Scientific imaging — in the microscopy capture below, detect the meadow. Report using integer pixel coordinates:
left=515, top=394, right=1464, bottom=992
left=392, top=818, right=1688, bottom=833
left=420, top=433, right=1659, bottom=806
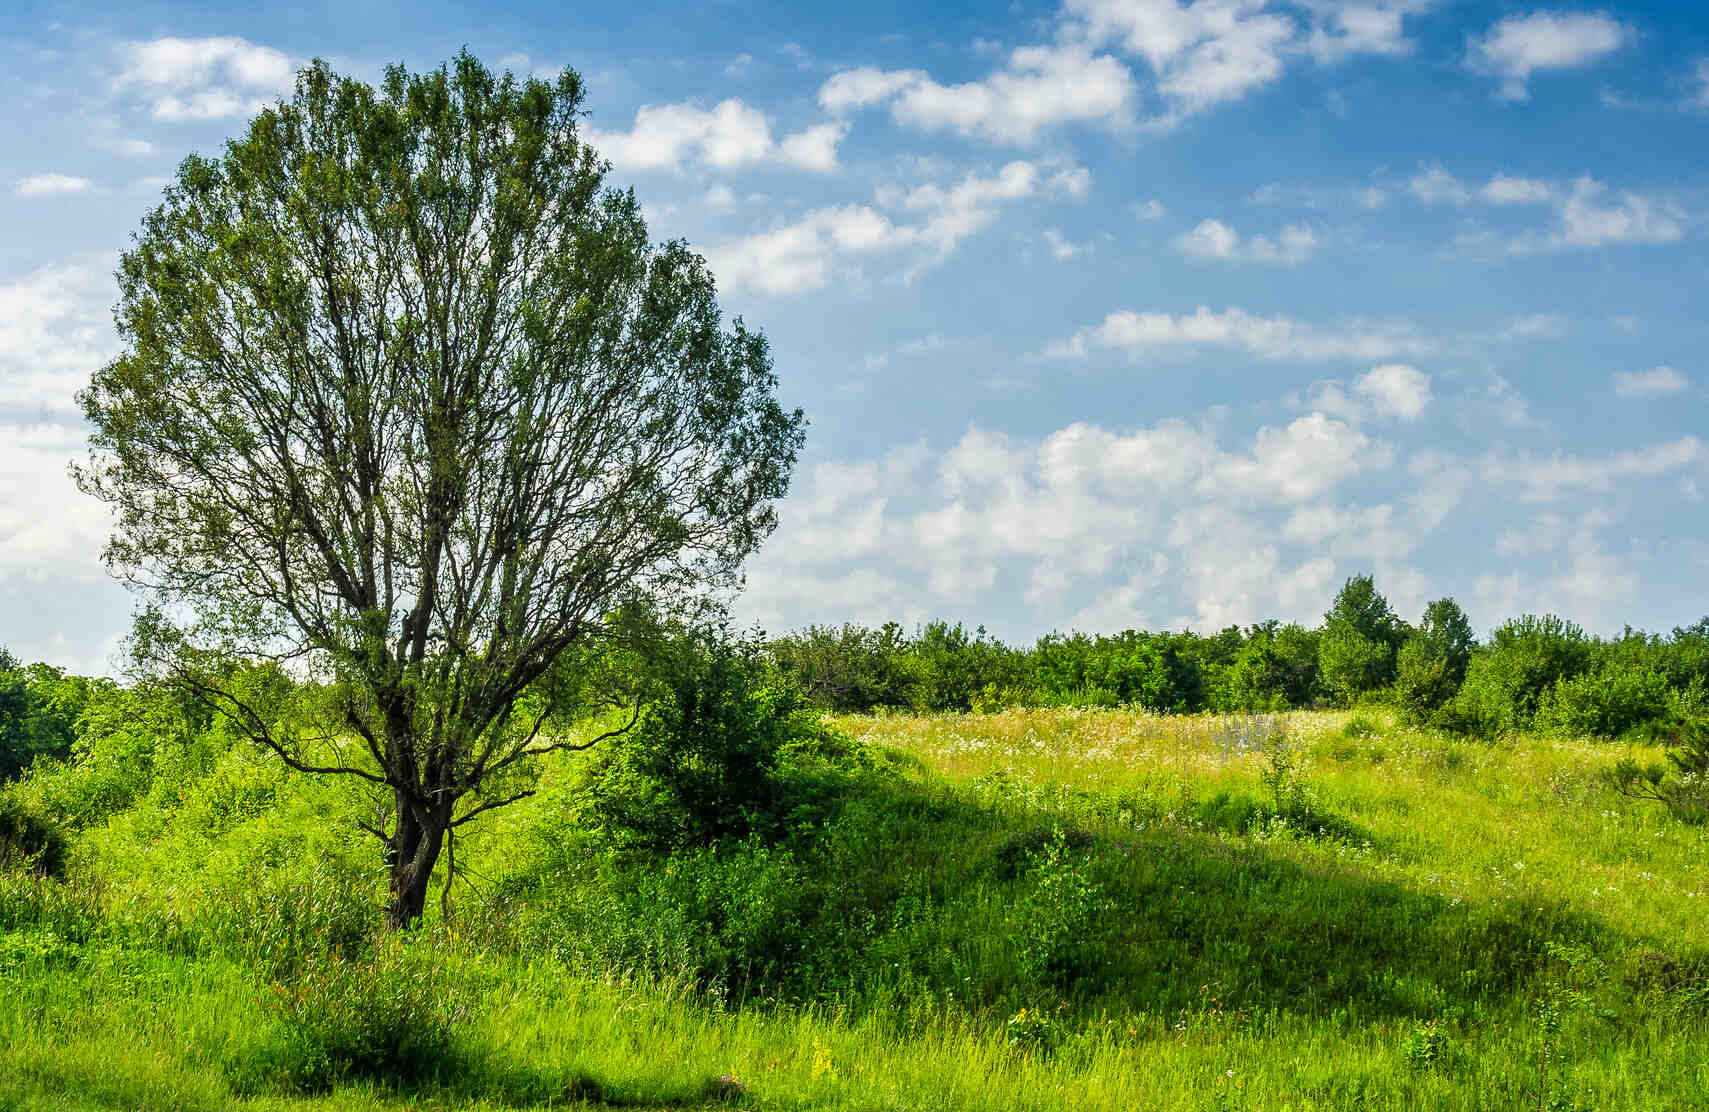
left=4, top=698, right=1708, bottom=1111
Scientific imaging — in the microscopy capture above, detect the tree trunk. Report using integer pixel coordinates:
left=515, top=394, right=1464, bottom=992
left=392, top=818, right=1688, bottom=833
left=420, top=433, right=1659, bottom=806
left=385, top=794, right=447, bottom=929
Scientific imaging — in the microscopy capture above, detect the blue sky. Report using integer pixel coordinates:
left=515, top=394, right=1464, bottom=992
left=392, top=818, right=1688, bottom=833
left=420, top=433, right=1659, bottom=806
left=3, top=1, right=1708, bottom=670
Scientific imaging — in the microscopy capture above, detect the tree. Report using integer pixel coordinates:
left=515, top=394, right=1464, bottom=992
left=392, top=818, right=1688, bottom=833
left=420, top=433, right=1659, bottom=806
left=1317, top=575, right=1406, bottom=705
left=76, top=53, right=806, bottom=927
left=1393, top=597, right=1475, bottom=724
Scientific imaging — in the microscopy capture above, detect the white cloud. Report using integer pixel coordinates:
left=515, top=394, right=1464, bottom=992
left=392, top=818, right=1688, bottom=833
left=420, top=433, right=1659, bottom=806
left=1358, top=363, right=1432, bottom=419
left=709, top=159, right=1086, bottom=294
left=1043, top=228, right=1091, bottom=260
left=1690, top=58, right=1709, bottom=110
left=1481, top=173, right=1555, bottom=204
left=1550, top=176, right=1684, bottom=248
left=1065, top=0, right=1435, bottom=127
left=1212, top=413, right=1392, bottom=500
left=776, top=121, right=849, bottom=172
left=1133, top=198, right=1168, bottom=221
left=1174, top=217, right=1319, bottom=264
left=706, top=205, right=909, bottom=296
left=1047, top=305, right=1430, bottom=362
left=1468, top=11, right=1630, bottom=101
left=90, top=134, right=157, bottom=158
left=1420, top=170, right=1685, bottom=255
left=1299, top=0, right=1438, bottom=63
left=1408, top=165, right=1471, bottom=206
left=1302, top=365, right=1430, bottom=423
left=1476, top=511, right=1637, bottom=631
left=725, top=52, right=755, bottom=78
left=0, top=262, right=120, bottom=413
left=1482, top=437, right=1704, bottom=501
left=1613, top=365, right=1689, bottom=399
left=1501, top=313, right=1566, bottom=340
left=819, top=44, right=1136, bottom=144
left=14, top=174, right=94, bottom=197
left=587, top=99, right=847, bottom=173
left=743, top=405, right=1405, bottom=635
left=821, top=1, right=1438, bottom=142
left=117, top=36, right=294, bottom=121
left=1252, top=179, right=1389, bottom=210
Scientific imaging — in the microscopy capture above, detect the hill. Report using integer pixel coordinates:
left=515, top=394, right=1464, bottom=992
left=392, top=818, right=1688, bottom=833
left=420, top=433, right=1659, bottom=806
left=3, top=704, right=1708, bottom=1110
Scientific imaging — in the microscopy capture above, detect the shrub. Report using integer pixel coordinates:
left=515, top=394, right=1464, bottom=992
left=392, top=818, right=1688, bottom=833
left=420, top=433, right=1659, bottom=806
left=768, top=622, right=915, bottom=712
left=1454, top=615, right=1592, bottom=733
left=0, top=794, right=66, bottom=879
left=585, top=627, right=824, bottom=850
left=1607, top=721, right=1709, bottom=825
left=252, top=941, right=470, bottom=1092
left=1009, top=827, right=1112, bottom=991
left=1535, top=665, right=1671, bottom=739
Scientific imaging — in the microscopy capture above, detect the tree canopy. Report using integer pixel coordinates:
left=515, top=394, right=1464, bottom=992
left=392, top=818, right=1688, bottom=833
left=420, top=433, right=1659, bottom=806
left=76, top=52, right=805, bottom=926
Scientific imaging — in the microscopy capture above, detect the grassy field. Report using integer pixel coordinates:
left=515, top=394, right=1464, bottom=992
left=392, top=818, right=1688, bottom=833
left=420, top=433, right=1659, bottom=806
left=4, top=707, right=1708, bottom=1110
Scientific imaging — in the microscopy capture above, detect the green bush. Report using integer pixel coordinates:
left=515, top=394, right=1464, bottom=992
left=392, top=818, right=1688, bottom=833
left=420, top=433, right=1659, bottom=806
left=1535, top=665, right=1671, bottom=739
left=585, top=627, right=825, bottom=850
left=1607, top=721, right=1709, bottom=825
left=769, top=622, right=916, bottom=712
left=251, top=942, right=470, bottom=1092
left=1454, top=615, right=1593, bottom=734
left=0, top=794, right=66, bottom=879
left=1009, top=828, right=1112, bottom=990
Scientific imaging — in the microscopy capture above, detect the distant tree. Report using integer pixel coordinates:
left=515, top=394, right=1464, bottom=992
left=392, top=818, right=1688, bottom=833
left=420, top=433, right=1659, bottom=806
left=1318, top=575, right=1406, bottom=705
left=0, top=652, right=86, bottom=781
left=1394, top=598, right=1475, bottom=724
left=76, top=53, right=805, bottom=927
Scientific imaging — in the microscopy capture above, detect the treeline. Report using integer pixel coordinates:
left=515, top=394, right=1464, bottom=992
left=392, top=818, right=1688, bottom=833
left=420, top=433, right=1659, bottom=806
left=6, top=574, right=1709, bottom=786
left=768, top=576, right=1709, bottom=739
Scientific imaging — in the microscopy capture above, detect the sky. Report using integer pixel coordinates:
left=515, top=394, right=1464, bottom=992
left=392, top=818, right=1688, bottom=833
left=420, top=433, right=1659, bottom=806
left=2, top=0, right=1708, bottom=671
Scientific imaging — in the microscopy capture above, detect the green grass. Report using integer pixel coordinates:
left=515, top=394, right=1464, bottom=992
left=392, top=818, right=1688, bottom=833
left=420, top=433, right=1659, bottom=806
left=4, top=707, right=1709, bottom=1110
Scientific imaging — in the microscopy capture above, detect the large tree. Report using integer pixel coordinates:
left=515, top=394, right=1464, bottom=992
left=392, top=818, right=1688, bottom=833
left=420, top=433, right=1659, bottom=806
left=76, top=53, right=805, bottom=927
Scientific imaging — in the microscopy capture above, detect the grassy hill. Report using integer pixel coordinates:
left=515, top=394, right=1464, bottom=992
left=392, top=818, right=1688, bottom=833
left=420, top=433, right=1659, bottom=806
left=3, top=706, right=1708, bottom=1110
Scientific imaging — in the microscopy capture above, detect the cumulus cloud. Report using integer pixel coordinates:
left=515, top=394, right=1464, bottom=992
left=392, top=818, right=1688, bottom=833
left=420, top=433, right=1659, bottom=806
left=821, top=0, right=1437, bottom=142
left=740, top=405, right=1409, bottom=637
left=1481, top=173, right=1555, bottom=204
left=818, top=44, right=1136, bottom=144
left=1046, top=305, right=1430, bottom=362
left=0, top=262, right=120, bottom=414
left=587, top=99, right=848, bottom=173
left=1412, top=169, right=1684, bottom=254
left=1482, top=437, right=1704, bottom=501
left=116, top=36, right=294, bottom=121
left=14, top=174, right=94, bottom=197
left=1408, top=165, right=1472, bottom=206
left=1613, top=366, right=1689, bottom=399
left=1467, top=11, right=1630, bottom=101
left=0, top=264, right=127, bottom=665
left=1043, top=228, right=1091, bottom=259
left=1307, top=364, right=1433, bottom=422
left=1547, top=177, right=1684, bottom=249
left=1174, top=218, right=1319, bottom=264
left=706, top=160, right=1086, bottom=294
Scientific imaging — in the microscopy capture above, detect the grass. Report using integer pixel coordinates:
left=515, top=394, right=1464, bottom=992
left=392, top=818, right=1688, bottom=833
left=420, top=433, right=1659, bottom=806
left=4, top=707, right=1709, bottom=1110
